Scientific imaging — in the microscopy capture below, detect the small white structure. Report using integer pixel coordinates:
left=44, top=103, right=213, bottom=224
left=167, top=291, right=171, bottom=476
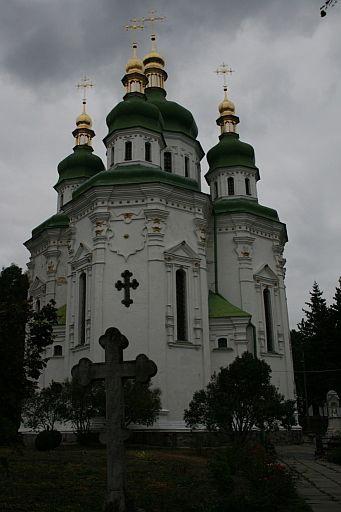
left=326, top=390, right=341, bottom=436
left=24, top=38, right=296, bottom=431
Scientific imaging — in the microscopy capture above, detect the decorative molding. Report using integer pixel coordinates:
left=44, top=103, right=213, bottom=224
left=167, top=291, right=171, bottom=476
left=107, top=210, right=147, bottom=261
left=254, top=264, right=278, bottom=285
left=71, top=242, right=92, bottom=271
left=29, top=276, right=46, bottom=298
left=164, top=241, right=200, bottom=265
left=234, top=235, right=255, bottom=260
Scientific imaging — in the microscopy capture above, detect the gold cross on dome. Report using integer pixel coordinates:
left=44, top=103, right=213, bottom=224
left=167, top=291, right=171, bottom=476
left=215, top=63, right=234, bottom=88
left=76, top=75, right=94, bottom=103
left=142, top=9, right=166, bottom=33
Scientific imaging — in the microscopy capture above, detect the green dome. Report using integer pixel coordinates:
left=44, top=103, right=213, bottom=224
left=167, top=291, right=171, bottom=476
left=56, top=145, right=105, bottom=187
left=32, top=213, right=69, bottom=238
left=145, top=88, right=198, bottom=139
left=207, top=132, right=258, bottom=174
left=106, top=92, right=164, bottom=136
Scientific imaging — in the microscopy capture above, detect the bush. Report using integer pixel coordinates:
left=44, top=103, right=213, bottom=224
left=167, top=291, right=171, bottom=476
left=327, top=446, right=341, bottom=464
left=35, top=430, right=62, bottom=451
left=208, top=443, right=306, bottom=512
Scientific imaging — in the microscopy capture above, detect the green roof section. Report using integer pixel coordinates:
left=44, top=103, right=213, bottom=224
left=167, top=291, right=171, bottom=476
left=145, top=87, right=198, bottom=140
left=214, top=198, right=279, bottom=221
left=208, top=291, right=250, bottom=318
left=32, top=213, right=69, bottom=238
left=206, top=132, right=259, bottom=179
left=106, top=92, right=164, bottom=137
left=57, top=304, right=67, bottom=325
left=213, top=198, right=288, bottom=242
left=55, top=145, right=105, bottom=188
left=73, top=164, right=200, bottom=198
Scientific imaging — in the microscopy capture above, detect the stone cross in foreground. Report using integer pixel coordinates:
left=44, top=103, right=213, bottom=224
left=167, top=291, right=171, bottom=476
left=71, top=327, right=157, bottom=512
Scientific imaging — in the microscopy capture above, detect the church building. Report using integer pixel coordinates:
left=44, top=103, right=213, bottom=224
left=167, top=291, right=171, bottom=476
left=24, top=33, right=295, bottom=430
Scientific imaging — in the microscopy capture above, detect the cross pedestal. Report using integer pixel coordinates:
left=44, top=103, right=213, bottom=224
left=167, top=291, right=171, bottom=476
left=71, top=327, right=157, bottom=512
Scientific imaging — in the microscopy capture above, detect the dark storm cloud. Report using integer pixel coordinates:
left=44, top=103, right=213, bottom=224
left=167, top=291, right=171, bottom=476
left=0, top=0, right=340, bottom=328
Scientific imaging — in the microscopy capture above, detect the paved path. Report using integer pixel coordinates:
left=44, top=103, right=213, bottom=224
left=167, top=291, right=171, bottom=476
left=277, top=444, right=341, bottom=512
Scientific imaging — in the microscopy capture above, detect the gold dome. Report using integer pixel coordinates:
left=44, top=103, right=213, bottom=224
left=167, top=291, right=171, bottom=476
left=125, top=57, right=144, bottom=74
left=76, top=111, right=92, bottom=128
left=218, top=96, right=235, bottom=116
left=143, top=50, right=165, bottom=69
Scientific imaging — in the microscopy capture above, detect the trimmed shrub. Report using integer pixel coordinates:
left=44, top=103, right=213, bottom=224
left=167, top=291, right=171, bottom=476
left=327, top=446, right=341, bottom=464
left=35, top=430, right=62, bottom=451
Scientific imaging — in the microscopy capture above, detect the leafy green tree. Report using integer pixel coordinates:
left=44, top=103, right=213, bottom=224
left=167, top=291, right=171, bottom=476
left=124, top=380, right=161, bottom=427
left=184, top=352, right=295, bottom=444
left=0, top=264, right=58, bottom=443
left=62, top=377, right=161, bottom=442
left=62, top=378, right=106, bottom=441
left=0, top=265, right=29, bottom=442
left=22, top=381, right=67, bottom=431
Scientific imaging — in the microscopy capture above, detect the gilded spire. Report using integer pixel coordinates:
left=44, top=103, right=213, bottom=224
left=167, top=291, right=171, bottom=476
left=123, top=20, right=147, bottom=93
left=215, top=63, right=239, bottom=134
left=142, top=10, right=167, bottom=89
left=73, top=75, right=95, bottom=146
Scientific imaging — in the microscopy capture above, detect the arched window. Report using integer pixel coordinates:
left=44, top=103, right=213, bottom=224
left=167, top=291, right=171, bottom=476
left=145, top=142, right=151, bottom=162
left=176, top=268, right=187, bottom=341
left=263, top=288, right=274, bottom=352
left=36, top=299, right=41, bottom=312
left=54, top=345, right=62, bottom=357
left=79, top=272, right=87, bottom=345
left=218, top=337, right=228, bottom=349
left=245, top=178, right=251, bottom=195
left=111, top=146, right=115, bottom=165
left=125, top=140, right=132, bottom=161
left=184, top=156, right=189, bottom=177
left=227, top=177, right=235, bottom=195
left=164, top=151, right=172, bottom=172
left=60, top=193, right=64, bottom=208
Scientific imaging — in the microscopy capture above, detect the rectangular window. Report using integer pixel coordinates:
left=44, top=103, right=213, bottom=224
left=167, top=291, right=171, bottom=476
left=245, top=178, right=251, bottom=195
left=228, top=177, right=235, bottom=195
left=263, top=288, right=274, bottom=352
left=184, top=156, right=189, bottom=177
left=145, top=142, right=151, bottom=162
left=164, top=151, right=172, bottom=172
left=111, top=146, right=115, bottom=166
left=125, top=141, right=132, bottom=161
left=176, top=269, right=187, bottom=341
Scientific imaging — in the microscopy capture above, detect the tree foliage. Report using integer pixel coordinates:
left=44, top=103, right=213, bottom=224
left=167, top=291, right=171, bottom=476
left=184, top=352, right=295, bottom=443
left=0, top=264, right=57, bottom=443
left=321, top=0, right=338, bottom=17
left=22, top=381, right=67, bottom=432
left=124, top=380, right=161, bottom=427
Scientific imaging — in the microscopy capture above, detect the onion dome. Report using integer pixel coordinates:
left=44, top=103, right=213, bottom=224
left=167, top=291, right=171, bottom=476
left=145, top=87, right=198, bottom=139
left=106, top=91, right=164, bottom=136
left=56, top=145, right=105, bottom=187
left=55, top=99, right=105, bottom=187
left=76, top=111, right=92, bottom=129
left=218, top=95, right=235, bottom=116
left=122, top=42, right=147, bottom=94
left=207, top=132, right=257, bottom=173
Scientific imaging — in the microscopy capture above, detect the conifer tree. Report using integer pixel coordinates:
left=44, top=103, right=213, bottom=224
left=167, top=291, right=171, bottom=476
left=292, top=282, right=334, bottom=415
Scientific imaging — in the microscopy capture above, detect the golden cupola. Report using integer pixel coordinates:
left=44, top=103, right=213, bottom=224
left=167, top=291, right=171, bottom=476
left=216, top=85, right=240, bottom=134
left=73, top=100, right=95, bottom=146
left=143, top=34, right=168, bottom=89
left=122, top=42, right=147, bottom=94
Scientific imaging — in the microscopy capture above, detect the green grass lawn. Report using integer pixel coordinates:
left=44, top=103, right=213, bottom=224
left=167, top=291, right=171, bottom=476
left=0, top=445, right=216, bottom=512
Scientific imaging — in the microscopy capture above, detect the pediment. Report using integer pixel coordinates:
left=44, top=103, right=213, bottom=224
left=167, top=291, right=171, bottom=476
left=29, top=276, right=46, bottom=296
left=164, top=241, right=199, bottom=262
left=71, top=242, right=92, bottom=270
left=254, top=264, right=278, bottom=284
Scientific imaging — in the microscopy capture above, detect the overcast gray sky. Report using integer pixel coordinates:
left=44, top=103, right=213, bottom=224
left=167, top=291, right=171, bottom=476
left=0, top=0, right=340, bottom=327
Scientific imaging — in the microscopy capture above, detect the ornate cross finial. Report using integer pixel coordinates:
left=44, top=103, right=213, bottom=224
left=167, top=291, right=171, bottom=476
left=142, top=9, right=166, bottom=51
left=76, top=75, right=94, bottom=111
left=215, top=63, right=234, bottom=94
left=125, top=18, right=144, bottom=45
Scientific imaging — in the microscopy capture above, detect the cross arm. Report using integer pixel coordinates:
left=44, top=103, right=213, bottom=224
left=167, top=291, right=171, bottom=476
left=71, top=357, right=106, bottom=386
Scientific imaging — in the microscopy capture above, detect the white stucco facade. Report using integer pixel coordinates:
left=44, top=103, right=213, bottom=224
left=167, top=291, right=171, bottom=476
left=24, top=52, right=296, bottom=431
